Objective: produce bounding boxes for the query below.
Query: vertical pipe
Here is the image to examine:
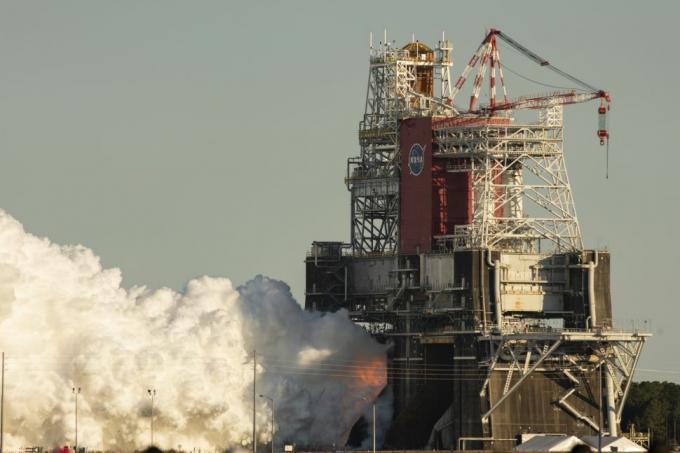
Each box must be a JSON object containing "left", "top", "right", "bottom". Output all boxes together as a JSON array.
[
  {"left": 271, "top": 400, "right": 274, "bottom": 453},
  {"left": 344, "top": 266, "right": 348, "bottom": 302},
  {"left": 151, "top": 393, "right": 154, "bottom": 446},
  {"left": 588, "top": 252, "right": 599, "bottom": 327},
  {"left": 147, "top": 389, "right": 155, "bottom": 446},
  {"left": 606, "top": 365, "right": 618, "bottom": 436},
  {"left": 253, "top": 350, "right": 257, "bottom": 453},
  {"left": 588, "top": 265, "right": 597, "bottom": 327},
  {"left": 75, "top": 389, "right": 79, "bottom": 453},
  {"left": 598, "top": 364, "right": 603, "bottom": 453},
  {"left": 494, "top": 261, "right": 501, "bottom": 329},
  {"left": 486, "top": 253, "right": 501, "bottom": 330},
  {"left": 372, "top": 403, "right": 376, "bottom": 453},
  {"left": 480, "top": 252, "right": 488, "bottom": 332},
  {"left": 405, "top": 297, "right": 411, "bottom": 400}
]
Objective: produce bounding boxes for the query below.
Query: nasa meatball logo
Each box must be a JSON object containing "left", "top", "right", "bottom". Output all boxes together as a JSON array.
[{"left": 408, "top": 143, "right": 425, "bottom": 176}]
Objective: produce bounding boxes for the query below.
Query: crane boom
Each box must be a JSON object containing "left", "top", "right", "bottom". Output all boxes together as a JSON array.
[
  {"left": 451, "top": 28, "right": 611, "bottom": 146},
  {"left": 479, "top": 90, "right": 603, "bottom": 112}
]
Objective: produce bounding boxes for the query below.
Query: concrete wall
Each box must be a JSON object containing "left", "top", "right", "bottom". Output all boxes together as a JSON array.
[
  {"left": 348, "top": 257, "right": 397, "bottom": 295},
  {"left": 487, "top": 369, "right": 600, "bottom": 442},
  {"left": 421, "top": 254, "right": 456, "bottom": 291}
]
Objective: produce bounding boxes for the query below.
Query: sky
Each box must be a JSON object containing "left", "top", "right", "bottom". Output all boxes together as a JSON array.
[{"left": 0, "top": 1, "right": 678, "bottom": 381}]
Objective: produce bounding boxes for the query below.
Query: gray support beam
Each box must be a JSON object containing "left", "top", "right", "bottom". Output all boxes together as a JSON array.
[
  {"left": 481, "top": 340, "right": 562, "bottom": 423},
  {"left": 617, "top": 341, "right": 645, "bottom": 421},
  {"left": 480, "top": 340, "right": 505, "bottom": 398}
]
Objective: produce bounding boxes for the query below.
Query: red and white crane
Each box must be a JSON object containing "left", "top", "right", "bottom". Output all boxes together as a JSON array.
[{"left": 450, "top": 28, "right": 611, "bottom": 146}]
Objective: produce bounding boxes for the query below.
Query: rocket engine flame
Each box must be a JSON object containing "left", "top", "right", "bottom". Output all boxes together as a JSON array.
[
  {"left": 0, "top": 209, "right": 388, "bottom": 451},
  {"left": 356, "top": 358, "right": 387, "bottom": 388}
]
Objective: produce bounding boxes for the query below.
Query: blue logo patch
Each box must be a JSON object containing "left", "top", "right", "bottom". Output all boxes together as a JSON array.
[{"left": 408, "top": 144, "right": 425, "bottom": 176}]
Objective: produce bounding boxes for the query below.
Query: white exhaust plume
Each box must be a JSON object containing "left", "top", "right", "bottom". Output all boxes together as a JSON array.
[{"left": 0, "top": 209, "right": 388, "bottom": 451}]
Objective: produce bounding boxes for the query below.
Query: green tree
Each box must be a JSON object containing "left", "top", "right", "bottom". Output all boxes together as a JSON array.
[{"left": 622, "top": 381, "right": 680, "bottom": 443}]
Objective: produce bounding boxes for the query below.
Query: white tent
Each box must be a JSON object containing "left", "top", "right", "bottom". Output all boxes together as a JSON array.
[
  {"left": 580, "top": 436, "right": 647, "bottom": 452},
  {"left": 515, "top": 435, "right": 586, "bottom": 451}
]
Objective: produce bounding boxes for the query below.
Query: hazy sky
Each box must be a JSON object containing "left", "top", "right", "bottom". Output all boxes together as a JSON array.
[{"left": 0, "top": 1, "right": 677, "bottom": 381}]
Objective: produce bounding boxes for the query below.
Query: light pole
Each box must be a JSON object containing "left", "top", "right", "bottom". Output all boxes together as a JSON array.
[
  {"left": 360, "top": 396, "right": 376, "bottom": 453},
  {"left": 72, "top": 387, "right": 81, "bottom": 453},
  {"left": 253, "top": 350, "right": 257, "bottom": 453},
  {"left": 1, "top": 352, "right": 5, "bottom": 453},
  {"left": 372, "top": 403, "right": 376, "bottom": 453},
  {"left": 259, "top": 395, "right": 274, "bottom": 453},
  {"left": 147, "top": 389, "right": 157, "bottom": 446}
]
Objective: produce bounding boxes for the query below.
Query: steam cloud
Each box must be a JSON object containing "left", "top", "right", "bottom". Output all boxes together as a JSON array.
[{"left": 0, "top": 210, "right": 388, "bottom": 451}]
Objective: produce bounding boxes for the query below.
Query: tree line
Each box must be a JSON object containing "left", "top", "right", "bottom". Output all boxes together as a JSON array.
[{"left": 622, "top": 381, "right": 680, "bottom": 444}]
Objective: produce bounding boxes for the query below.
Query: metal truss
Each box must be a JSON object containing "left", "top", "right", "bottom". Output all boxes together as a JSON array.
[
  {"left": 347, "top": 38, "right": 455, "bottom": 254},
  {"left": 600, "top": 339, "right": 646, "bottom": 426},
  {"left": 434, "top": 106, "right": 583, "bottom": 253},
  {"left": 350, "top": 177, "right": 400, "bottom": 253},
  {"left": 478, "top": 331, "right": 648, "bottom": 436}
]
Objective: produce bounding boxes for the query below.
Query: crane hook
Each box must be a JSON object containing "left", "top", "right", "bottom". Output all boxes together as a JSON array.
[{"left": 597, "top": 99, "right": 609, "bottom": 146}]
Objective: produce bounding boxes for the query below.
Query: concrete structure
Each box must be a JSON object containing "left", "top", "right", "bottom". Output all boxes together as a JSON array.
[{"left": 305, "top": 30, "right": 648, "bottom": 450}]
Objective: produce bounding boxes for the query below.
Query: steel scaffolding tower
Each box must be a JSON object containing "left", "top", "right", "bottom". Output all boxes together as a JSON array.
[
  {"left": 347, "top": 36, "right": 455, "bottom": 254},
  {"left": 306, "top": 29, "right": 647, "bottom": 450},
  {"left": 433, "top": 106, "right": 583, "bottom": 253}
]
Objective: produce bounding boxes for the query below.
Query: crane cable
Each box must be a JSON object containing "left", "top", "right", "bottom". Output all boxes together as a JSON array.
[
  {"left": 498, "top": 61, "right": 584, "bottom": 91},
  {"left": 495, "top": 38, "right": 585, "bottom": 91},
  {"left": 493, "top": 29, "right": 601, "bottom": 92},
  {"left": 495, "top": 36, "right": 612, "bottom": 179}
]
